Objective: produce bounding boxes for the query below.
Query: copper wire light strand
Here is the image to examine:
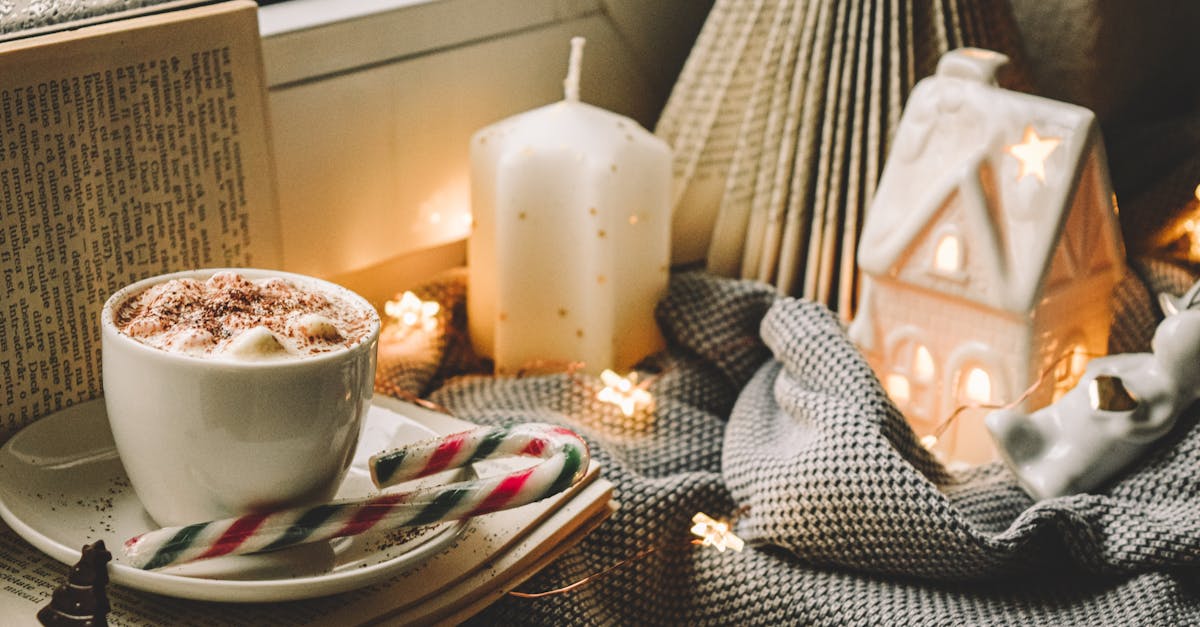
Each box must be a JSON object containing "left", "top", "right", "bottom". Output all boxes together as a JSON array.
[
  {"left": 929, "top": 349, "right": 1106, "bottom": 440},
  {"left": 508, "top": 546, "right": 662, "bottom": 598},
  {"left": 386, "top": 389, "right": 456, "bottom": 416}
]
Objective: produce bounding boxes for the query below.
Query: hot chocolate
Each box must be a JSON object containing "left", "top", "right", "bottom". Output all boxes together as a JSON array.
[{"left": 115, "top": 271, "right": 376, "bottom": 360}]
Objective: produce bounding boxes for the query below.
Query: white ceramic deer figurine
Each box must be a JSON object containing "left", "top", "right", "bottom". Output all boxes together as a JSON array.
[{"left": 986, "top": 293, "right": 1200, "bottom": 500}]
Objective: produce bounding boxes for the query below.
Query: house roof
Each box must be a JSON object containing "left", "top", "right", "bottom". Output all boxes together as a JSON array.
[{"left": 857, "top": 48, "right": 1120, "bottom": 314}]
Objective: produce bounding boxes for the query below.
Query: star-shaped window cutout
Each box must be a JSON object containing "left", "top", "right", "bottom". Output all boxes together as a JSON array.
[{"left": 1007, "top": 126, "right": 1061, "bottom": 184}]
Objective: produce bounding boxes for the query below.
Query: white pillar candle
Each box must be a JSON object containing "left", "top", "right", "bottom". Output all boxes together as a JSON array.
[{"left": 468, "top": 37, "right": 672, "bottom": 375}]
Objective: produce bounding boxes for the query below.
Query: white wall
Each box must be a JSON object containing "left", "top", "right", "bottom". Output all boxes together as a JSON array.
[{"left": 259, "top": 0, "right": 711, "bottom": 305}]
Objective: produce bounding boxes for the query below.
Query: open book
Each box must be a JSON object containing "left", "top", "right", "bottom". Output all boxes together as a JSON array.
[
  {"left": 0, "top": 0, "right": 280, "bottom": 443},
  {"left": 0, "top": 3, "right": 613, "bottom": 624}
]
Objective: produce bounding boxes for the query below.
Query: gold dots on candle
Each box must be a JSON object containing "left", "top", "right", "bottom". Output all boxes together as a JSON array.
[
  {"left": 625, "top": 133, "right": 634, "bottom": 142},
  {"left": 597, "top": 274, "right": 607, "bottom": 285},
  {"left": 478, "top": 135, "right": 488, "bottom": 145},
  {"left": 518, "top": 211, "right": 527, "bottom": 220},
  {"left": 498, "top": 312, "right": 508, "bottom": 322},
  {"left": 576, "top": 328, "right": 585, "bottom": 338},
  {"left": 589, "top": 207, "right": 598, "bottom": 217},
  {"left": 628, "top": 214, "right": 640, "bottom": 225},
  {"left": 610, "top": 163, "right": 618, "bottom": 173},
  {"left": 597, "top": 229, "right": 607, "bottom": 239},
  {"left": 558, "top": 307, "right": 569, "bottom": 318},
  {"left": 659, "top": 264, "right": 669, "bottom": 273}
]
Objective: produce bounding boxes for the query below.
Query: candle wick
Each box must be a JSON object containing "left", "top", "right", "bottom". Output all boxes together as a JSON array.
[{"left": 564, "top": 36, "right": 585, "bottom": 102}]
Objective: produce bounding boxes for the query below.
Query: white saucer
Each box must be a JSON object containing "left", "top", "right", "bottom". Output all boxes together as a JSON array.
[{"left": 0, "top": 398, "right": 466, "bottom": 603}]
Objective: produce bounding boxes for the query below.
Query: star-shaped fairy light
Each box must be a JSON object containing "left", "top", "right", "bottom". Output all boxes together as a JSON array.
[
  {"left": 1007, "top": 125, "right": 1061, "bottom": 183},
  {"left": 384, "top": 291, "right": 440, "bottom": 333},
  {"left": 596, "top": 369, "right": 653, "bottom": 417},
  {"left": 690, "top": 512, "right": 744, "bottom": 553}
]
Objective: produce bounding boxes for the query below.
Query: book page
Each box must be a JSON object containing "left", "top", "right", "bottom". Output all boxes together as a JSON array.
[{"left": 0, "top": 0, "right": 281, "bottom": 442}]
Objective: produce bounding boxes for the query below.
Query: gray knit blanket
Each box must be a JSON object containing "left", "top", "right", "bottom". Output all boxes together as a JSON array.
[{"left": 386, "top": 262, "right": 1200, "bottom": 626}]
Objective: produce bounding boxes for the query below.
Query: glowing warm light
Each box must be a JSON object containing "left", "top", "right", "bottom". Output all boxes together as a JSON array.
[
  {"left": 597, "top": 369, "right": 653, "bottom": 417},
  {"left": 1186, "top": 218, "right": 1200, "bottom": 258},
  {"left": 416, "top": 174, "right": 472, "bottom": 239},
  {"left": 1194, "top": 183, "right": 1200, "bottom": 202},
  {"left": 963, "top": 367, "right": 992, "bottom": 404},
  {"left": 885, "top": 373, "right": 911, "bottom": 405},
  {"left": 914, "top": 345, "right": 935, "bottom": 381},
  {"left": 384, "top": 291, "right": 440, "bottom": 333},
  {"left": 1007, "top": 126, "right": 1060, "bottom": 183},
  {"left": 1069, "top": 344, "right": 1088, "bottom": 378},
  {"left": 690, "top": 512, "right": 744, "bottom": 552},
  {"left": 933, "top": 234, "right": 962, "bottom": 272},
  {"left": 1053, "top": 344, "right": 1090, "bottom": 400}
]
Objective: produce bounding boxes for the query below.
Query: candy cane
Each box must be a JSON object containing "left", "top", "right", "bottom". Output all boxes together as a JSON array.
[{"left": 123, "top": 423, "right": 589, "bottom": 570}]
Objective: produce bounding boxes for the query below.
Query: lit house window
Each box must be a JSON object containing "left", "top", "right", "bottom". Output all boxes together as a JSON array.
[
  {"left": 960, "top": 366, "right": 992, "bottom": 404},
  {"left": 934, "top": 232, "right": 962, "bottom": 273},
  {"left": 914, "top": 345, "right": 935, "bottom": 382},
  {"left": 885, "top": 374, "right": 911, "bottom": 405},
  {"left": 885, "top": 339, "right": 936, "bottom": 419}
]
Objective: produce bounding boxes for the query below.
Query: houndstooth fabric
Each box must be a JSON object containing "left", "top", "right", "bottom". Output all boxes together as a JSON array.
[{"left": 381, "top": 266, "right": 1200, "bottom": 626}]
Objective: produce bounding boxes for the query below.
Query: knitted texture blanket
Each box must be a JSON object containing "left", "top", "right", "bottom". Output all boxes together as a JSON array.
[{"left": 381, "top": 262, "right": 1200, "bottom": 626}]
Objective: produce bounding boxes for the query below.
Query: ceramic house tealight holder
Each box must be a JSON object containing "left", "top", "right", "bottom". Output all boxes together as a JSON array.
[{"left": 847, "top": 48, "right": 1126, "bottom": 465}]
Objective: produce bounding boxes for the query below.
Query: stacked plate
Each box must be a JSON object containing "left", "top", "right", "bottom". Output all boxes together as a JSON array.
[{"left": 657, "top": 0, "right": 1031, "bottom": 317}]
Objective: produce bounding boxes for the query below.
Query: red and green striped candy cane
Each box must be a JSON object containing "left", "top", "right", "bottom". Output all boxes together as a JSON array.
[{"left": 123, "top": 423, "right": 589, "bottom": 570}]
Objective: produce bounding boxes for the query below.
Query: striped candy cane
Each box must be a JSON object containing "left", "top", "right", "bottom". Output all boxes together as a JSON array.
[{"left": 123, "top": 423, "right": 589, "bottom": 570}]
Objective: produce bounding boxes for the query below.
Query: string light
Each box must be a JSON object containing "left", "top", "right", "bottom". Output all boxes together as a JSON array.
[
  {"left": 596, "top": 369, "right": 653, "bottom": 416},
  {"left": 921, "top": 347, "right": 1104, "bottom": 453},
  {"left": 690, "top": 512, "right": 744, "bottom": 552},
  {"left": 374, "top": 307, "right": 737, "bottom": 599},
  {"left": 384, "top": 291, "right": 440, "bottom": 333},
  {"left": 510, "top": 509, "right": 746, "bottom": 599}
]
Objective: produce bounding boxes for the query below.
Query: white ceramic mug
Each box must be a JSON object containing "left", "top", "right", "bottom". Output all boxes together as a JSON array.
[{"left": 101, "top": 268, "right": 381, "bottom": 526}]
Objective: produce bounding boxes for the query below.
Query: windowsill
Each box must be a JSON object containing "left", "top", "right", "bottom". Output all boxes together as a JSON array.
[{"left": 258, "top": 0, "right": 602, "bottom": 88}]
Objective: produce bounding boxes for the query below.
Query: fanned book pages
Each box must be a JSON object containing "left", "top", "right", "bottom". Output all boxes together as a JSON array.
[
  {"left": 656, "top": 0, "right": 1031, "bottom": 318},
  {"left": 0, "top": 0, "right": 281, "bottom": 441}
]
